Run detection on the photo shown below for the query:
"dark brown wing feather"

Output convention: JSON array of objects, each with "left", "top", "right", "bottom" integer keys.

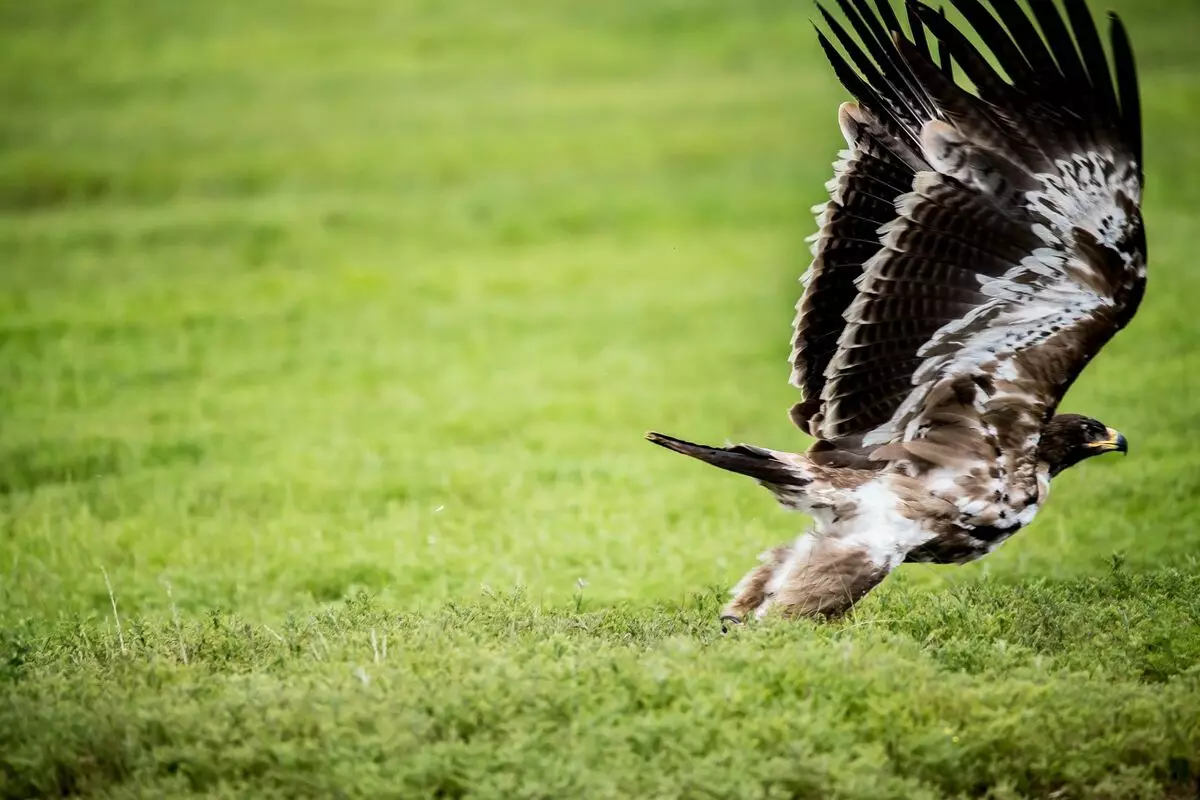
[{"left": 789, "top": 110, "right": 918, "bottom": 432}]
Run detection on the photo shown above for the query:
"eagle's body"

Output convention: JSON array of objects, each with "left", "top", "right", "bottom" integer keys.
[{"left": 647, "top": 0, "right": 1143, "bottom": 622}]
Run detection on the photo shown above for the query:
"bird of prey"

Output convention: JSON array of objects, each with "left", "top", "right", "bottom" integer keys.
[{"left": 647, "top": 0, "right": 1144, "bottom": 625}]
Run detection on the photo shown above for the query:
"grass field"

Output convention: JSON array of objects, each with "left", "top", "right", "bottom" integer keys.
[{"left": 3, "top": 0, "right": 1200, "bottom": 797}]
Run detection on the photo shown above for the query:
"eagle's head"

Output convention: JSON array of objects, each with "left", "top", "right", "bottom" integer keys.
[{"left": 1039, "top": 413, "right": 1128, "bottom": 477}]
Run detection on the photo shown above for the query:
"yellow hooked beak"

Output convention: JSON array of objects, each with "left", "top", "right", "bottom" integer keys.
[{"left": 1087, "top": 427, "right": 1128, "bottom": 454}]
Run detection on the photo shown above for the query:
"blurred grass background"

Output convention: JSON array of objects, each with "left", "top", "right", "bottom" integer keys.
[
  {"left": 2, "top": 1, "right": 1200, "bottom": 796},
  {"left": 4, "top": 0, "right": 1200, "bottom": 620}
]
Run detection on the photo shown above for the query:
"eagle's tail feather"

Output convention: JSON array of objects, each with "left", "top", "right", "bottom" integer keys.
[{"left": 645, "top": 432, "right": 809, "bottom": 486}]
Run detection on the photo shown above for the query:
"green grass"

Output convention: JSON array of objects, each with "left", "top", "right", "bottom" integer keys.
[{"left": 3, "top": 0, "right": 1200, "bottom": 797}]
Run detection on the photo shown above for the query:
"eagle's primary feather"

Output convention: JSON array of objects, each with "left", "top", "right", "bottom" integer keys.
[{"left": 647, "top": 0, "right": 1144, "bottom": 622}]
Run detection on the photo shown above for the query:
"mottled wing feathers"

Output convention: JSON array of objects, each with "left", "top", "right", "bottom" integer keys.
[
  {"left": 790, "top": 1, "right": 941, "bottom": 434},
  {"left": 792, "top": 0, "right": 1145, "bottom": 453},
  {"left": 790, "top": 105, "right": 919, "bottom": 431}
]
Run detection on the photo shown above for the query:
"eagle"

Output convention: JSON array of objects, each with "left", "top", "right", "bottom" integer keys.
[{"left": 647, "top": 0, "right": 1144, "bottom": 625}]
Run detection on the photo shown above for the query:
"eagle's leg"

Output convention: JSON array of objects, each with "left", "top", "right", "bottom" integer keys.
[
  {"left": 721, "top": 543, "right": 793, "bottom": 625},
  {"left": 767, "top": 534, "right": 889, "bottom": 619}
]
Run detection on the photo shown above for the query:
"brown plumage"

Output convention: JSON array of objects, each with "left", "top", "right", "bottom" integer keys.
[{"left": 647, "top": 0, "right": 1143, "bottom": 625}]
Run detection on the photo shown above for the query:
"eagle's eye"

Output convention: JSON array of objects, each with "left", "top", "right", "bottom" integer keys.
[{"left": 1082, "top": 422, "right": 1128, "bottom": 455}]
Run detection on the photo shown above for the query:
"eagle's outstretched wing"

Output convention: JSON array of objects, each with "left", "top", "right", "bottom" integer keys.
[{"left": 790, "top": 0, "right": 1145, "bottom": 486}]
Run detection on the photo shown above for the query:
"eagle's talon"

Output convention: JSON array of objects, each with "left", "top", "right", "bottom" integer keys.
[{"left": 719, "top": 614, "right": 743, "bottom": 634}]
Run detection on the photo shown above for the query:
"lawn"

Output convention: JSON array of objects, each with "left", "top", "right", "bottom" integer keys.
[{"left": 2, "top": 0, "right": 1200, "bottom": 796}]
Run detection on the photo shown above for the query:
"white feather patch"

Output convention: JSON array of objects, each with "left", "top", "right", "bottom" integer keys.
[{"left": 840, "top": 478, "right": 935, "bottom": 570}]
